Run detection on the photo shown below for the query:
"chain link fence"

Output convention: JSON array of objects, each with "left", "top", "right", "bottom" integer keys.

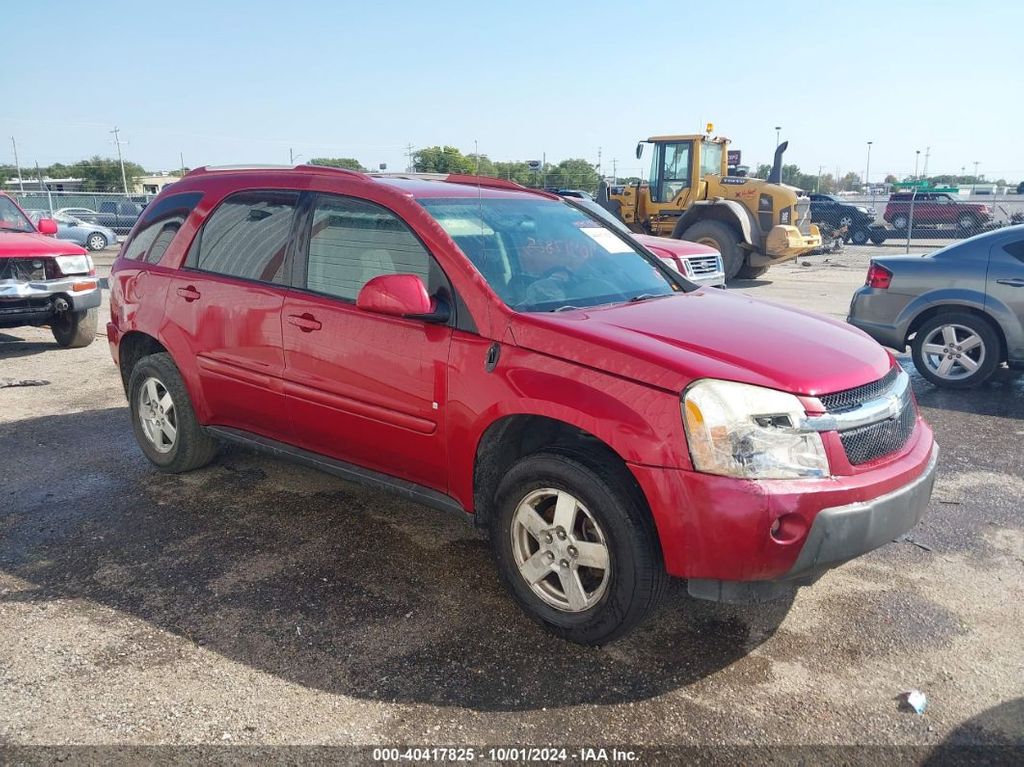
[{"left": 9, "top": 190, "right": 155, "bottom": 215}]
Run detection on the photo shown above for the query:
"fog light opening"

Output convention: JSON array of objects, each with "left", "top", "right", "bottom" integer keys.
[{"left": 770, "top": 513, "right": 808, "bottom": 544}]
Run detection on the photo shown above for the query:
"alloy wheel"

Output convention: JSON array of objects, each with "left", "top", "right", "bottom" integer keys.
[
  {"left": 920, "top": 324, "right": 986, "bottom": 381},
  {"left": 87, "top": 234, "right": 106, "bottom": 251},
  {"left": 510, "top": 488, "right": 610, "bottom": 613},
  {"left": 138, "top": 376, "right": 177, "bottom": 453}
]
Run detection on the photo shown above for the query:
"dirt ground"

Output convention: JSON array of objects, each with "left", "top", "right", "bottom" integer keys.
[{"left": 1, "top": 247, "right": 1021, "bottom": 763}]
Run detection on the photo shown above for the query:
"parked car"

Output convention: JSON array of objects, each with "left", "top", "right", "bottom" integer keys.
[
  {"left": 808, "top": 193, "right": 879, "bottom": 245},
  {"left": 108, "top": 166, "right": 937, "bottom": 644},
  {"left": 55, "top": 206, "right": 100, "bottom": 219},
  {"left": 883, "top": 192, "right": 992, "bottom": 232},
  {"left": 76, "top": 200, "right": 145, "bottom": 234},
  {"left": 848, "top": 225, "right": 1024, "bottom": 388},
  {"left": 561, "top": 195, "right": 725, "bottom": 287},
  {"left": 29, "top": 211, "right": 117, "bottom": 251},
  {"left": 0, "top": 192, "right": 100, "bottom": 347}
]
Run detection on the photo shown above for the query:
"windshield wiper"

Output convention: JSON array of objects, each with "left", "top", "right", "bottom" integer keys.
[
  {"left": 628, "top": 293, "right": 664, "bottom": 303},
  {"left": 552, "top": 304, "right": 582, "bottom": 312}
]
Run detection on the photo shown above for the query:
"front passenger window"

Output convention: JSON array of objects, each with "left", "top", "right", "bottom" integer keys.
[{"left": 305, "top": 195, "right": 433, "bottom": 301}]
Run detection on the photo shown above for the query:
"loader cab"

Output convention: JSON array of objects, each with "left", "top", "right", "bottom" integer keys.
[{"left": 638, "top": 136, "right": 728, "bottom": 204}]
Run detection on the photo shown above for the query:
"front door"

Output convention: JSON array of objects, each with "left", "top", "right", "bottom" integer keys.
[
  {"left": 165, "top": 189, "right": 300, "bottom": 440},
  {"left": 281, "top": 192, "right": 453, "bottom": 492},
  {"left": 987, "top": 236, "right": 1024, "bottom": 361}
]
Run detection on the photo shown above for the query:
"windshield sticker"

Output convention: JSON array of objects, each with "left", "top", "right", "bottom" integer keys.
[{"left": 579, "top": 227, "right": 632, "bottom": 254}]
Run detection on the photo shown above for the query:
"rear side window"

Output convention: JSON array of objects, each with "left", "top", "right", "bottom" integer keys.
[
  {"left": 304, "top": 194, "right": 433, "bottom": 301},
  {"left": 1003, "top": 240, "right": 1024, "bottom": 264},
  {"left": 186, "top": 190, "right": 299, "bottom": 284},
  {"left": 122, "top": 192, "right": 202, "bottom": 264}
]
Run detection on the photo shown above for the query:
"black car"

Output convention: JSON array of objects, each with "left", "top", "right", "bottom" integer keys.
[{"left": 808, "top": 194, "right": 878, "bottom": 245}]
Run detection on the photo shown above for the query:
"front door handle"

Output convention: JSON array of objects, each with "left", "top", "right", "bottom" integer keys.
[
  {"left": 995, "top": 278, "right": 1024, "bottom": 287},
  {"left": 287, "top": 312, "right": 322, "bottom": 332},
  {"left": 176, "top": 285, "right": 201, "bottom": 302}
]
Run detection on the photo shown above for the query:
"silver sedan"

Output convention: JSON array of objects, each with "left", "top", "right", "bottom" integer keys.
[
  {"left": 848, "top": 225, "right": 1024, "bottom": 388},
  {"left": 29, "top": 211, "right": 118, "bottom": 252}
]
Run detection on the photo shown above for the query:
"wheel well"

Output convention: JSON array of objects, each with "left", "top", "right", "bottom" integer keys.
[
  {"left": 117, "top": 331, "right": 167, "bottom": 393},
  {"left": 672, "top": 207, "right": 745, "bottom": 242},
  {"left": 906, "top": 305, "right": 1007, "bottom": 362},
  {"left": 472, "top": 415, "right": 648, "bottom": 528}
]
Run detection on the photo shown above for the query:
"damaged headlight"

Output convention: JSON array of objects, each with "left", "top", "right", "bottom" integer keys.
[
  {"left": 54, "top": 254, "right": 93, "bottom": 276},
  {"left": 682, "top": 379, "right": 829, "bottom": 479}
]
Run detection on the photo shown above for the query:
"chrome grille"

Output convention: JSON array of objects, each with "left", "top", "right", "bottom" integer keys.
[
  {"left": 819, "top": 366, "right": 901, "bottom": 413},
  {"left": 839, "top": 399, "right": 916, "bottom": 465},
  {"left": 818, "top": 366, "right": 916, "bottom": 464},
  {"left": 685, "top": 255, "right": 721, "bottom": 276}
]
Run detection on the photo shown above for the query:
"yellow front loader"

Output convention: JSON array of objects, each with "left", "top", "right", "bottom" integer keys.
[{"left": 600, "top": 126, "right": 820, "bottom": 280}]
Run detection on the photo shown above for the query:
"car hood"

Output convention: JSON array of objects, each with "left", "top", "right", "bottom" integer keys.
[
  {"left": 510, "top": 288, "right": 891, "bottom": 396},
  {"left": 0, "top": 230, "right": 87, "bottom": 257},
  {"left": 633, "top": 234, "right": 719, "bottom": 259}
]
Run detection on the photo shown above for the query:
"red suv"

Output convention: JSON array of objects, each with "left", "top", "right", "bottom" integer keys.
[
  {"left": 107, "top": 166, "right": 938, "bottom": 644},
  {"left": 884, "top": 192, "right": 992, "bottom": 231}
]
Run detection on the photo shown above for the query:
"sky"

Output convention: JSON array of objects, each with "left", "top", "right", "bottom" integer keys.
[{"left": 5, "top": 0, "right": 1024, "bottom": 183}]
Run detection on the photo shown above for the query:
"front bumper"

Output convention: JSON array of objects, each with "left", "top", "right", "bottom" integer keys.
[
  {"left": 0, "top": 276, "right": 101, "bottom": 327},
  {"left": 760, "top": 223, "right": 822, "bottom": 262},
  {"left": 629, "top": 418, "right": 937, "bottom": 594}
]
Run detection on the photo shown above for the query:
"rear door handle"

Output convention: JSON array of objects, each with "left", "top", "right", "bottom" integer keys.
[
  {"left": 176, "top": 285, "right": 201, "bottom": 302},
  {"left": 287, "top": 312, "right": 322, "bottom": 332},
  {"left": 995, "top": 278, "right": 1024, "bottom": 287}
]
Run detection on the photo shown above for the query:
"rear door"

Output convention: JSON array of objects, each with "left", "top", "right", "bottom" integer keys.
[
  {"left": 281, "top": 192, "right": 454, "bottom": 491},
  {"left": 987, "top": 236, "right": 1024, "bottom": 361},
  {"left": 165, "top": 189, "right": 300, "bottom": 440}
]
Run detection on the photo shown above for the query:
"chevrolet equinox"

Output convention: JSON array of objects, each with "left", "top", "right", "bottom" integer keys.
[{"left": 107, "top": 166, "right": 938, "bottom": 644}]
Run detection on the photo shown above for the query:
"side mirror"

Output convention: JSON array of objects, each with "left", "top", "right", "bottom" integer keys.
[
  {"left": 36, "top": 218, "right": 58, "bottom": 236},
  {"left": 635, "top": 142, "right": 644, "bottom": 160},
  {"left": 356, "top": 274, "right": 449, "bottom": 323}
]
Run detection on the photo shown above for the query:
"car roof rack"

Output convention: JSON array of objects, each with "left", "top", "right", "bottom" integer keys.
[{"left": 187, "top": 163, "right": 369, "bottom": 180}]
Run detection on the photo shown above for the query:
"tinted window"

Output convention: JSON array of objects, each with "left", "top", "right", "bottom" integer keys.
[
  {"left": 187, "top": 190, "right": 298, "bottom": 284},
  {"left": 304, "top": 195, "right": 433, "bottom": 301},
  {"left": 123, "top": 192, "right": 202, "bottom": 264},
  {"left": 1003, "top": 240, "right": 1024, "bottom": 264}
]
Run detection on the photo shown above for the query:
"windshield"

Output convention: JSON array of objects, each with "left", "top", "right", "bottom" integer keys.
[
  {"left": 700, "top": 141, "right": 724, "bottom": 177},
  {"left": 563, "top": 197, "right": 631, "bottom": 235},
  {"left": 0, "top": 196, "right": 35, "bottom": 233},
  {"left": 420, "top": 197, "right": 677, "bottom": 312}
]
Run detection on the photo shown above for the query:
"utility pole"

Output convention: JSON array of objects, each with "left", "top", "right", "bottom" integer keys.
[
  {"left": 817, "top": 165, "right": 824, "bottom": 193},
  {"left": 11, "top": 137, "right": 24, "bottom": 192},
  {"left": 597, "top": 146, "right": 602, "bottom": 176},
  {"left": 180, "top": 152, "right": 186, "bottom": 177},
  {"left": 35, "top": 162, "right": 54, "bottom": 213},
  {"left": 405, "top": 143, "right": 415, "bottom": 172},
  {"left": 774, "top": 126, "right": 781, "bottom": 151},
  {"left": 865, "top": 141, "right": 873, "bottom": 191},
  {"left": 922, "top": 146, "right": 930, "bottom": 179},
  {"left": 914, "top": 150, "right": 920, "bottom": 180},
  {"left": 973, "top": 160, "right": 980, "bottom": 193},
  {"left": 111, "top": 127, "right": 129, "bottom": 195},
  {"left": 289, "top": 148, "right": 304, "bottom": 165},
  {"left": 474, "top": 139, "right": 479, "bottom": 175},
  {"left": 612, "top": 158, "right": 617, "bottom": 183}
]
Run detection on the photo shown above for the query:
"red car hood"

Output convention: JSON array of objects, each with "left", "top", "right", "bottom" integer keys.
[
  {"left": 510, "top": 288, "right": 891, "bottom": 396},
  {"left": 632, "top": 234, "right": 718, "bottom": 260},
  {"left": 0, "top": 230, "right": 86, "bottom": 257}
]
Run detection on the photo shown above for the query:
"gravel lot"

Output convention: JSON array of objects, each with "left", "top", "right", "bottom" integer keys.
[{"left": 1, "top": 246, "right": 1021, "bottom": 762}]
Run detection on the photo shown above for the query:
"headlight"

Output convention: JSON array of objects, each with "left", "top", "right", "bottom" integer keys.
[
  {"left": 682, "top": 379, "right": 829, "bottom": 479},
  {"left": 54, "top": 254, "right": 93, "bottom": 275},
  {"left": 856, "top": 206, "right": 871, "bottom": 213}
]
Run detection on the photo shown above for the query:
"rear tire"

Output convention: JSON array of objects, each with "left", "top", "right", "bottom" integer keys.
[
  {"left": 892, "top": 214, "right": 909, "bottom": 230},
  {"left": 870, "top": 230, "right": 888, "bottom": 245},
  {"left": 957, "top": 213, "right": 978, "bottom": 232},
  {"left": 735, "top": 263, "right": 770, "bottom": 279},
  {"left": 678, "top": 219, "right": 744, "bottom": 280},
  {"left": 489, "top": 452, "right": 665, "bottom": 645},
  {"left": 51, "top": 307, "right": 97, "bottom": 348},
  {"left": 850, "top": 227, "right": 870, "bottom": 246},
  {"left": 128, "top": 352, "right": 218, "bottom": 472}
]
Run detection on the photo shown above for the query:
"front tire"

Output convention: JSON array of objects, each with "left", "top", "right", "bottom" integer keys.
[
  {"left": 850, "top": 227, "right": 870, "bottom": 246},
  {"left": 911, "top": 312, "right": 1000, "bottom": 388},
  {"left": 51, "top": 307, "right": 97, "bottom": 348},
  {"left": 892, "top": 214, "right": 909, "bottom": 230},
  {"left": 489, "top": 453, "right": 665, "bottom": 645},
  {"left": 677, "top": 219, "right": 744, "bottom": 280},
  {"left": 128, "top": 352, "right": 218, "bottom": 472},
  {"left": 86, "top": 233, "right": 108, "bottom": 251},
  {"left": 957, "top": 213, "right": 978, "bottom": 232},
  {"left": 735, "top": 263, "right": 770, "bottom": 279}
]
